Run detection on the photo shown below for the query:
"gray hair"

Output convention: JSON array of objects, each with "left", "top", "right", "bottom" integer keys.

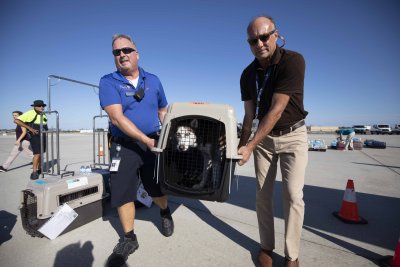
[{"left": 112, "top": 34, "right": 136, "bottom": 47}]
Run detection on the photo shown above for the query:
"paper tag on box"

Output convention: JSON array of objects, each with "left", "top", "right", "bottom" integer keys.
[
  {"left": 38, "top": 204, "right": 78, "bottom": 240},
  {"left": 137, "top": 182, "right": 152, "bottom": 208}
]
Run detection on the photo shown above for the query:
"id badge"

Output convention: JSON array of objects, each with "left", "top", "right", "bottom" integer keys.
[
  {"left": 110, "top": 158, "right": 121, "bottom": 172},
  {"left": 251, "top": 118, "right": 259, "bottom": 133}
]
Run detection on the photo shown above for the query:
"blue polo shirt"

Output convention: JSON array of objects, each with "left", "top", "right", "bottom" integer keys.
[{"left": 99, "top": 67, "right": 168, "bottom": 137}]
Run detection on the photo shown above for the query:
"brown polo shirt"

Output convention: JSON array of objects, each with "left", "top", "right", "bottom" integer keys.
[{"left": 240, "top": 47, "right": 308, "bottom": 131}]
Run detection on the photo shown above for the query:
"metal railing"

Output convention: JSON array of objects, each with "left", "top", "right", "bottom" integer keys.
[
  {"left": 39, "top": 111, "right": 60, "bottom": 178},
  {"left": 41, "top": 75, "right": 105, "bottom": 176},
  {"left": 93, "top": 115, "right": 110, "bottom": 167}
]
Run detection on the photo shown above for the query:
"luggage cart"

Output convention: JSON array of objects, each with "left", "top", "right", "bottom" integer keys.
[{"left": 153, "top": 102, "right": 242, "bottom": 202}]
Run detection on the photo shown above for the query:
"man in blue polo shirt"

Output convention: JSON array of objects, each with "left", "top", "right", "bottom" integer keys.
[{"left": 99, "top": 34, "right": 173, "bottom": 265}]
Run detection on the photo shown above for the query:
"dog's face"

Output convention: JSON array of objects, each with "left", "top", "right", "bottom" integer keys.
[{"left": 176, "top": 126, "right": 197, "bottom": 151}]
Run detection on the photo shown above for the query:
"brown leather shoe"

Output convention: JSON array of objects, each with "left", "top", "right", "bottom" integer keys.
[
  {"left": 284, "top": 258, "right": 299, "bottom": 267},
  {"left": 258, "top": 249, "right": 273, "bottom": 267}
]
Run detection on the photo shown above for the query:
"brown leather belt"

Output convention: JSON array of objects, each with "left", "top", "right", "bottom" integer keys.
[{"left": 269, "top": 120, "right": 305, "bottom": 137}]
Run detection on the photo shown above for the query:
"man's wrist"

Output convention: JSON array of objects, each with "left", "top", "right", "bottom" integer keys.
[{"left": 246, "top": 140, "right": 257, "bottom": 151}]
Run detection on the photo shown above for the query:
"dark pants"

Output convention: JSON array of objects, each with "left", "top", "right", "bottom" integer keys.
[{"left": 109, "top": 138, "right": 163, "bottom": 208}]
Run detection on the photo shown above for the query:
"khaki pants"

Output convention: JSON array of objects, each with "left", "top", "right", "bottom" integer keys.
[
  {"left": 2, "top": 140, "right": 33, "bottom": 170},
  {"left": 254, "top": 125, "right": 308, "bottom": 260},
  {"left": 345, "top": 132, "right": 355, "bottom": 150}
]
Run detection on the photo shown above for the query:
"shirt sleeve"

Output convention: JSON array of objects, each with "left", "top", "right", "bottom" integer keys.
[
  {"left": 99, "top": 76, "right": 122, "bottom": 109},
  {"left": 17, "top": 110, "right": 33, "bottom": 123},
  {"left": 240, "top": 67, "right": 254, "bottom": 101},
  {"left": 157, "top": 79, "right": 168, "bottom": 108},
  {"left": 274, "top": 52, "right": 305, "bottom": 95}
]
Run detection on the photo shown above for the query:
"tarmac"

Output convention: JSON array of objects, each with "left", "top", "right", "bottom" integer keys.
[{"left": 0, "top": 133, "right": 399, "bottom": 267}]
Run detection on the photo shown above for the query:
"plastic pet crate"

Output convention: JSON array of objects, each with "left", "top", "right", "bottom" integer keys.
[
  {"left": 153, "top": 103, "right": 242, "bottom": 202},
  {"left": 20, "top": 171, "right": 108, "bottom": 238}
]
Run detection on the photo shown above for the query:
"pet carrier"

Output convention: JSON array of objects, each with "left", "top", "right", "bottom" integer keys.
[
  {"left": 20, "top": 171, "right": 108, "bottom": 238},
  {"left": 153, "top": 102, "right": 242, "bottom": 202}
]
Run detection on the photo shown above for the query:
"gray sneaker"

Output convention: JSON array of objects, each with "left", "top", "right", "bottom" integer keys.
[
  {"left": 161, "top": 215, "right": 174, "bottom": 237},
  {"left": 107, "top": 236, "right": 139, "bottom": 267}
]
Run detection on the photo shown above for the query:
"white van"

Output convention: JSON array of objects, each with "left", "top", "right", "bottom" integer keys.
[
  {"left": 392, "top": 124, "right": 400, "bottom": 135},
  {"left": 352, "top": 125, "right": 370, "bottom": 134},
  {"left": 370, "top": 124, "right": 392, "bottom": 134}
]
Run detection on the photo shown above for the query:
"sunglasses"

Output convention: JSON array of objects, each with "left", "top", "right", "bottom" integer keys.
[
  {"left": 247, "top": 29, "right": 276, "bottom": 46},
  {"left": 112, "top": 47, "right": 136, "bottom": 56},
  {"left": 35, "top": 105, "right": 45, "bottom": 107}
]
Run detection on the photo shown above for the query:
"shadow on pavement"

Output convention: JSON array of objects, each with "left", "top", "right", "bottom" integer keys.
[
  {"left": 0, "top": 210, "right": 17, "bottom": 246},
  {"left": 53, "top": 241, "right": 94, "bottom": 267},
  {"left": 303, "top": 225, "right": 379, "bottom": 265},
  {"left": 102, "top": 194, "right": 261, "bottom": 266},
  {"left": 99, "top": 174, "right": 399, "bottom": 265},
  {"left": 227, "top": 175, "right": 400, "bottom": 247},
  {"left": 226, "top": 175, "right": 400, "bottom": 262}
]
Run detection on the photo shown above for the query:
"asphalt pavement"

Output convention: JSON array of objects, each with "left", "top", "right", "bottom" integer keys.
[{"left": 0, "top": 133, "right": 399, "bottom": 267}]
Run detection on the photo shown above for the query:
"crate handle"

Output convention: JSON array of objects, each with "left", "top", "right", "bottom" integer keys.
[
  {"left": 151, "top": 147, "right": 163, "bottom": 153},
  {"left": 231, "top": 155, "right": 243, "bottom": 160},
  {"left": 61, "top": 171, "right": 75, "bottom": 178}
]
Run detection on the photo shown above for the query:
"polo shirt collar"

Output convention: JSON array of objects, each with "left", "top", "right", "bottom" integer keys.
[
  {"left": 252, "top": 46, "right": 283, "bottom": 70},
  {"left": 112, "top": 67, "right": 146, "bottom": 86}
]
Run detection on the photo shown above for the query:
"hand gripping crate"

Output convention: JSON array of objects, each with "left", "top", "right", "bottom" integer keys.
[
  {"left": 20, "top": 171, "right": 108, "bottom": 238},
  {"left": 153, "top": 102, "right": 242, "bottom": 202}
]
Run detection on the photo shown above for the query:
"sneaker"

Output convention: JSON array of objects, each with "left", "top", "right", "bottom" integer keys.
[
  {"left": 161, "top": 215, "right": 174, "bottom": 237},
  {"left": 30, "top": 172, "right": 39, "bottom": 180},
  {"left": 0, "top": 166, "right": 7, "bottom": 172},
  {"left": 107, "top": 236, "right": 139, "bottom": 267}
]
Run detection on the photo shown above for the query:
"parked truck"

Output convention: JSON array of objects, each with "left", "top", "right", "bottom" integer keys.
[
  {"left": 352, "top": 125, "right": 370, "bottom": 134},
  {"left": 370, "top": 124, "right": 392, "bottom": 134},
  {"left": 392, "top": 124, "right": 400, "bottom": 135}
]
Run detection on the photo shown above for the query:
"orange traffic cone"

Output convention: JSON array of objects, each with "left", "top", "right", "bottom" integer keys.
[
  {"left": 333, "top": 179, "right": 368, "bottom": 224},
  {"left": 379, "top": 234, "right": 400, "bottom": 267},
  {"left": 99, "top": 145, "right": 104, "bottom": 157}
]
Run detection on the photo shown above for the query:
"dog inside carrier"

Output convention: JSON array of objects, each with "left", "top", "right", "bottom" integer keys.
[{"left": 154, "top": 103, "right": 242, "bottom": 202}]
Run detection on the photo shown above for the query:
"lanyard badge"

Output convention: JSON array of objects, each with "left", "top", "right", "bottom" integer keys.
[
  {"left": 253, "top": 67, "right": 272, "bottom": 134},
  {"left": 110, "top": 144, "right": 121, "bottom": 172},
  {"left": 251, "top": 118, "right": 259, "bottom": 133}
]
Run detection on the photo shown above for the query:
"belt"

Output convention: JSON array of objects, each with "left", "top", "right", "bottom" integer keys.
[
  {"left": 112, "top": 132, "right": 159, "bottom": 143},
  {"left": 269, "top": 120, "right": 305, "bottom": 137}
]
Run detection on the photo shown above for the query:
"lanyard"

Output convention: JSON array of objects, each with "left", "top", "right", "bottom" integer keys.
[{"left": 255, "top": 67, "right": 272, "bottom": 119}]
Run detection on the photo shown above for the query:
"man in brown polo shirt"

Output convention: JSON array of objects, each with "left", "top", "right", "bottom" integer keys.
[{"left": 238, "top": 16, "right": 308, "bottom": 267}]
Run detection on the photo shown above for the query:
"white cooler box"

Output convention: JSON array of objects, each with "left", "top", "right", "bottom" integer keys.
[{"left": 20, "top": 171, "right": 108, "bottom": 238}]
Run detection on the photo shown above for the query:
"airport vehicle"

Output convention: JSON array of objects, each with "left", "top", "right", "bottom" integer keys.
[
  {"left": 370, "top": 124, "right": 392, "bottom": 135},
  {"left": 392, "top": 124, "right": 400, "bottom": 135},
  {"left": 352, "top": 125, "right": 370, "bottom": 134}
]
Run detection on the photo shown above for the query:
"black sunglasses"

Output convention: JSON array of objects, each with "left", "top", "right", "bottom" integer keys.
[
  {"left": 112, "top": 47, "right": 136, "bottom": 56},
  {"left": 247, "top": 29, "right": 276, "bottom": 46},
  {"left": 35, "top": 105, "right": 45, "bottom": 107}
]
